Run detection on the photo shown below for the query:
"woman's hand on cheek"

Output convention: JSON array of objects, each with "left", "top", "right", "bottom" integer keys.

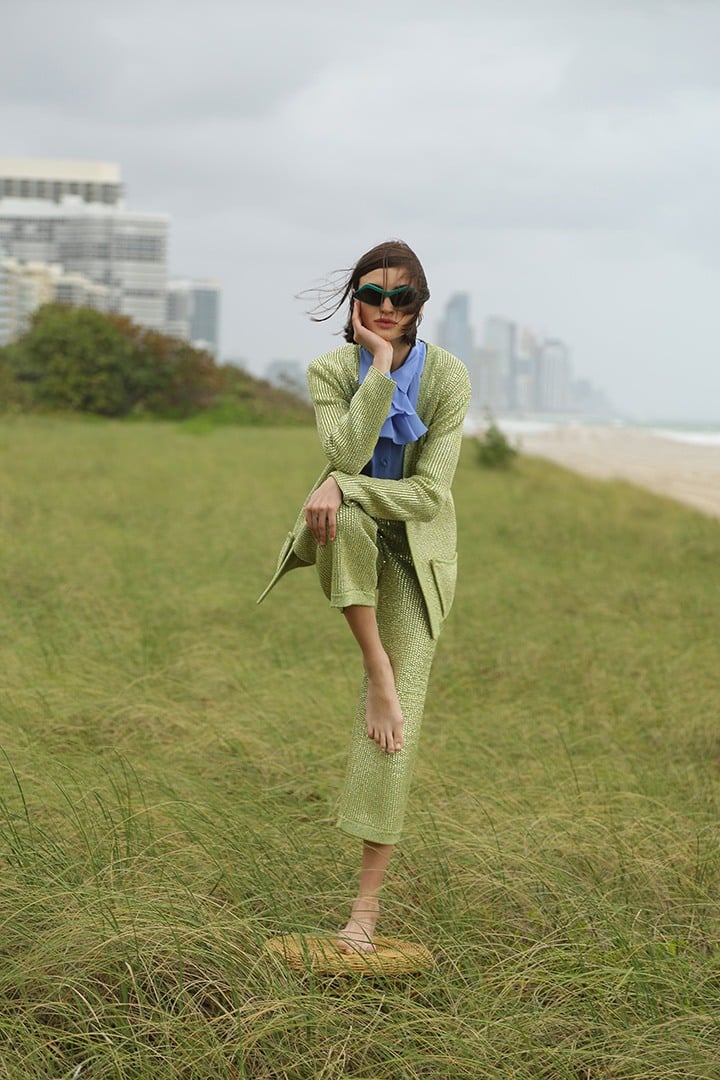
[
  {"left": 351, "top": 300, "right": 374, "bottom": 349},
  {"left": 304, "top": 476, "right": 343, "bottom": 547},
  {"left": 352, "top": 301, "right": 393, "bottom": 372}
]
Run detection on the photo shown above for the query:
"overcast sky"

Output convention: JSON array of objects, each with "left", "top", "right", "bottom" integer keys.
[{"left": 3, "top": 0, "right": 719, "bottom": 421}]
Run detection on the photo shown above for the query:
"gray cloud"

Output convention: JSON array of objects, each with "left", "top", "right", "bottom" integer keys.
[{"left": 2, "top": 0, "right": 720, "bottom": 419}]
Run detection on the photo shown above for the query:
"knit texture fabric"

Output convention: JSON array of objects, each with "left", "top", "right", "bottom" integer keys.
[
  {"left": 257, "top": 342, "right": 471, "bottom": 640},
  {"left": 257, "top": 341, "right": 471, "bottom": 845},
  {"left": 315, "top": 508, "right": 436, "bottom": 844}
]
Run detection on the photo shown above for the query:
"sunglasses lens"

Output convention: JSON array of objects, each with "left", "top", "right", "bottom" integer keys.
[
  {"left": 354, "top": 286, "right": 383, "bottom": 306},
  {"left": 393, "top": 288, "right": 417, "bottom": 308}
]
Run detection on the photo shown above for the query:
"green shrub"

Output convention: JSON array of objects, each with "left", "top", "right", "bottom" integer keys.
[
  {"left": 475, "top": 416, "right": 518, "bottom": 468},
  {"left": 1, "top": 304, "right": 220, "bottom": 418},
  {"left": 0, "top": 307, "right": 314, "bottom": 424}
]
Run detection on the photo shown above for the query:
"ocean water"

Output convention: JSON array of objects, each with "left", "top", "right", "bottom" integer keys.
[
  {"left": 465, "top": 412, "right": 562, "bottom": 437},
  {"left": 649, "top": 427, "right": 720, "bottom": 448},
  {"left": 467, "top": 412, "right": 720, "bottom": 448}
]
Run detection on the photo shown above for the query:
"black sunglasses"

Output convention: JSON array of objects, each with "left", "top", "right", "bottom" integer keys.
[{"left": 353, "top": 283, "right": 419, "bottom": 309}]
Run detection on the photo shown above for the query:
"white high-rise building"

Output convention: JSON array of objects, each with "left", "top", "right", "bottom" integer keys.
[
  {"left": 436, "top": 292, "right": 476, "bottom": 408},
  {"left": 512, "top": 325, "right": 539, "bottom": 413},
  {"left": 474, "top": 345, "right": 503, "bottom": 413},
  {"left": 0, "top": 257, "right": 57, "bottom": 344},
  {"left": 536, "top": 339, "right": 572, "bottom": 412},
  {"left": 0, "top": 255, "right": 110, "bottom": 344},
  {"left": 0, "top": 158, "right": 124, "bottom": 206},
  {"left": 0, "top": 250, "right": 13, "bottom": 345},
  {"left": 437, "top": 292, "right": 474, "bottom": 368},
  {"left": 0, "top": 159, "right": 168, "bottom": 333},
  {"left": 484, "top": 316, "right": 516, "bottom": 410},
  {"left": 166, "top": 278, "right": 221, "bottom": 358}
]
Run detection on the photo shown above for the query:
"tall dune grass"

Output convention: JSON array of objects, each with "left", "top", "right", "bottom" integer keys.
[{"left": 1, "top": 415, "right": 719, "bottom": 1078}]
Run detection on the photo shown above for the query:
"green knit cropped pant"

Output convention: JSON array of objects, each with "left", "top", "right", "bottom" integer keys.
[{"left": 315, "top": 502, "right": 438, "bottom": 845}]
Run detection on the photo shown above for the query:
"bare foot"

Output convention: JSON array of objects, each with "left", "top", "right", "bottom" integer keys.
[
  {"left": 337, "top": 896, "right": 380, "bottom": 954},
  {"left": 365, "top": 655, "right": 404, "bottom": 753}
]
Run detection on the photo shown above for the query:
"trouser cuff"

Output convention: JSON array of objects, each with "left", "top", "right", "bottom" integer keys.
[{"left": 329, "top": 590, "right": 377, "bottom": 609}]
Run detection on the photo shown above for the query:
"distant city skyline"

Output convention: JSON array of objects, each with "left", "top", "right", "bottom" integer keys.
[
  {"left": 433, "top": 292, "right": 612, "bottom": 419},
  {"left": 260, "top": 293, "right": 613, "bottom": 422}
]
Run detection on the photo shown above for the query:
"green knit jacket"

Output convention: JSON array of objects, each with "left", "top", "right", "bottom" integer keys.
[{"left": 257, "top": 341, "right": 471, "bottom": 638}]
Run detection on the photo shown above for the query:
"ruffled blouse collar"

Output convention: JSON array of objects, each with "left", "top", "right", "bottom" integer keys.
[{"left": 359, "top": 342, "right": 428, "bottom": 445}]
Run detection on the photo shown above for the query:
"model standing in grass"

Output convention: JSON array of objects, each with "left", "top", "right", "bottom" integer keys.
[{"left": 258, "top": 240, "right": 471, "bottom": 952}]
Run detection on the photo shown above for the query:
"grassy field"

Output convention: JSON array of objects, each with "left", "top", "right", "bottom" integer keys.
[{"left": 1, "top": 414, "right": 719, "bottom": 1079}]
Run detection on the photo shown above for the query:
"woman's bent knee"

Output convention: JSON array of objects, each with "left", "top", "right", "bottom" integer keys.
[
  {"left": 334, "top": 501, "right": 378, "bottom": 543},
  {"left": 315, "top": 503, "right": 381, "bottom": 607}
]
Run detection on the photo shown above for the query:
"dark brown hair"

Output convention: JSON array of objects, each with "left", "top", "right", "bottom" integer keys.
[{"left": 308, "top": 239, "right": 430, "bottom": 348}]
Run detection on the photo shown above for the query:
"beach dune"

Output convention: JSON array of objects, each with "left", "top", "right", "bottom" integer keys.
[{"left": 517, "top": 425, "right": 720, "bottom": 520}]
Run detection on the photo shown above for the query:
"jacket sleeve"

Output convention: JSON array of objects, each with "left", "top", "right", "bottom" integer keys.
[
  {"left": 331, "top": 364, "right": 471, "bottom": 523},
  {"left": 307, "top": 354, "right": 396, "bottom": 475}
]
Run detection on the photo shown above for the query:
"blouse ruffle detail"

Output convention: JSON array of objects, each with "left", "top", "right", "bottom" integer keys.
[{"left": 359, "top": 343, "right": 428, "bottom": 445}]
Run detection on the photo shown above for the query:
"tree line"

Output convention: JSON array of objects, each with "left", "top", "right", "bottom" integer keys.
[{"left": 0, "top": 304, "right": 313, "bottom": 424}]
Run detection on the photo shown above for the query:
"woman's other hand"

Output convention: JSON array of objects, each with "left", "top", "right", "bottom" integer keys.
[
  {"left": 351, "top": 301, "right": 393, "bottom": 373},
  {"left": 304, "top": 476, "right": 343, "bottom": 546}
]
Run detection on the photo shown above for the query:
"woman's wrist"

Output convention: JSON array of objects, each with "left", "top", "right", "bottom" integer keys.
[{"left": 371, "top": 347, "right": 393, "bottom": 375}]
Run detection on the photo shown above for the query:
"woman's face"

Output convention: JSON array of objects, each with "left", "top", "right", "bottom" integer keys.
[{"left": 355, "top": 266, "right": 422, "bottom": 346}]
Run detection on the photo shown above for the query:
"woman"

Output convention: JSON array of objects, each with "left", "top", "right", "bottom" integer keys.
[{"left": 258, "top": 240, "right": 471, "bottom": 952}]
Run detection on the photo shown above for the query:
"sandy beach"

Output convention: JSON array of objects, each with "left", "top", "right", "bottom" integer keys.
[{"left": 515, "top": 425, "right": 720, "bottom": 520}]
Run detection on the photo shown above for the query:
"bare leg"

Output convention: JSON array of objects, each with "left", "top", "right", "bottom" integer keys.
[
  {"left": 337, "top": 840, "right": 393, "bottom": 953},
  {"left": 342, "top": 604, "right": 404, "bottom": 754}
]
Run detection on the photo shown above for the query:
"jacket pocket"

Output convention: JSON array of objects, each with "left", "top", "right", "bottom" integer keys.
[
  {"left": 291, "top": 522, "right": 317, "bottom": 566},
  {"left": 256, "top": 531, "right": 297, "bottom": 605},
  {"left": 430, "top": 555, "right": 458, "bottom": 620},
  {"left": 278, "top": 530, "right": 295, "bottom": 565}
]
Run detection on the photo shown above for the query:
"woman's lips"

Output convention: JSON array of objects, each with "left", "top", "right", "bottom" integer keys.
[{"left": 375, "top": 319, "right": 396, "bottom": 328}]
